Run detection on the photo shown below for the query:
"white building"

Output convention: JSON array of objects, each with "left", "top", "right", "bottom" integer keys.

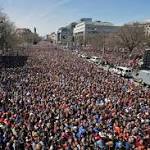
[
  {"left": 47, "top": 32, "right": 57, "bottom": 44},
  {"left": 56, "top": 18, "right": 119, "bottom": 47},
  {"left": 143, "top": 22, "right": 150, "bottom": 37},
  {"left": 73, "top": 19, "right": 119, "bottom": 45}
]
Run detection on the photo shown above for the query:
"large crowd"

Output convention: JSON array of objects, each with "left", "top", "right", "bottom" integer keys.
[
  {"left": 0, "top": 43, "right": 150, "bottom": 150},
  {"left": 82, "top": 47, "right": 144, "bottom": 69}
]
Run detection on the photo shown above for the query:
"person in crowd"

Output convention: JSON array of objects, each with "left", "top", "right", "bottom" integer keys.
[{"left": 0, "top": 44, "right": 150, "bottom": 149}]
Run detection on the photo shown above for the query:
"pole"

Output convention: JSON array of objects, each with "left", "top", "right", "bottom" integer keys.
[{"left": 102, "top": 31, "right": 105, "bottom": 61}]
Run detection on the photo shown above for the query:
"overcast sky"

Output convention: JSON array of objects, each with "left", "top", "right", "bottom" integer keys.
[{"left": 0, "top": 0, "right": 150, "bottom": 35}]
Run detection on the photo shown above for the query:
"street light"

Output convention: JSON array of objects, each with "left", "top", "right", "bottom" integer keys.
[
  {"left": 0, "top": 19, "right": 4, "bottom": 68},
  {"left": 0, "top": 18, "right": 6, "bottom": 56},
  {"left": 0, "top": 20, "right": 4, "bottom": 44}
]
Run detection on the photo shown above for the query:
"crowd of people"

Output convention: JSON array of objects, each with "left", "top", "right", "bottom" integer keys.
[
  {"left": 0, "top": 43, "right": 150, "bottom": 150},
  {"left": 82, "top": 47, "right": 144, "bottom": 69}
]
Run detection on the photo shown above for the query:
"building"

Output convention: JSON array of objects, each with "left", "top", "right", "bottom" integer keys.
[
  {"left": 57, "top": 22, "right": 77, "bottom": 47},
  {"left": 127, "top": 20, "right": 150, "bottom": 37},
  {"left": 73, "top": 19, "right": 119, "bottom": 46},
  {"left": 142, "top": 22, "right": 150, "bottom": 37},
  {"left": 47, "top": 32, "right": 57, "bottom": 44},
  {"left": 56, "top": 18, "right": 119, "bottom": 47},
  {"left": 57, "top": 27, "right": 69, "bottom": 45},
  {"left": 80, "top": 18, "right": 92, "bottom": 22}
]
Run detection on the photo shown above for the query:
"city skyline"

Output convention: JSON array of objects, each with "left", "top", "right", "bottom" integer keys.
[{"left": 0, "top": 0, "right": 150, "bottom": 35}]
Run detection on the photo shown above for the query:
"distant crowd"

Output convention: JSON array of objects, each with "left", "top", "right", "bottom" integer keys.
[
  {"left": 82, "top": 46, "right": 144, "bottom": 69},
  {"left": 0, "top": 44, "right": 150, "bottom": 150}
]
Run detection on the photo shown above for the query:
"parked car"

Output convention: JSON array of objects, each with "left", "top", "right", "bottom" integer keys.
[
  {"left": 90, "top": 56, "right": 101, "bottom": 64},
  {"left": 81, "top": 54, "right": 87, "bottom": 58},
  {"left": 85, "top": 56, "right": 91, "bottom": 60},
  {"left": 111, "top": 66, "right": 132, "bottom": 78}
]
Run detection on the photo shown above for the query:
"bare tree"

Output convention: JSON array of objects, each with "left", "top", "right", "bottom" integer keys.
[
  {"left": 117, "top": 23, "right": 145, "bottom": 53},
  {"left": 74, "top": 35, "right": 84, "bottom": 49},
  {"left": 87, "top": 32, "right": 106, "bottom": 52},
  {"left": 19, "top": 30, "right": 41, "bottom": 45},
  {"left": 0, "top": 10, "right": 18, "bottom": 54},
  {"left": 104, "top": 33, "right": 118, "bottom": 49}
]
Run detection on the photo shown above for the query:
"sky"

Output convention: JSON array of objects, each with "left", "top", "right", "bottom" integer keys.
[{"left": 0, "top": 0, "right": 150, "bottom": 36}]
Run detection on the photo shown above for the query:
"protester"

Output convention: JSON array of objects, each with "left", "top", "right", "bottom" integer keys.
[
  {"left": 0, "top": 43, "right": 150, "bottom": 150},
  {"left": 82, "top": 46, "right": 144, "bottom": 69}
]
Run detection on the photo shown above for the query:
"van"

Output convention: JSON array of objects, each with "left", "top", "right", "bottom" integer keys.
[
  {"left": 90, "top": 56, "right": 101, "bottom": 64},
  {"left": 113, "top": 66, "right": 132, "bottom": 77}
]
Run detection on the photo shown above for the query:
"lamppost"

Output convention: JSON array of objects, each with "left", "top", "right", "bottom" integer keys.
[
  {"left": 101, "top": 30, "right": 106, "bottom": 62},
  {"left": 0, "top": 20, "right": 4, "bottom": 54},
  {"left": 0, "top": 19, "right": 5, "bottom": 69},
  {"left": 0, "top": 17, "right": 6, "bottom": 56}
]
